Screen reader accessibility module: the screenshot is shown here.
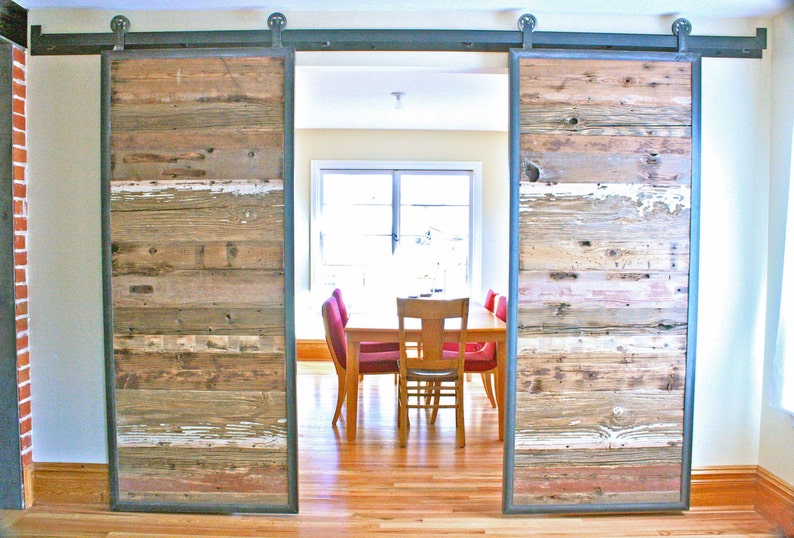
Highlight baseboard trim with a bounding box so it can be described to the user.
[690,465,758,509]
[756,466,794,537]
[297,339,331,361]
[32,463,110,506]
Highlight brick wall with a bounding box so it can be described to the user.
[11,43,31,505]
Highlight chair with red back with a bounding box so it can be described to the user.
[332,288,400,353]
[464,294,506,408]
[322,295,400,425]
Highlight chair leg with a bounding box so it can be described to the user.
[430,382,441,424]
[456,379,465,448]
[399,379,408,447]
[332,371,346,426]
[482,372,497,408]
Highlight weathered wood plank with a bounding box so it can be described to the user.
[515,446,683,467]
[518,183,691,243]
[113,307,285,336]
[519,240,689,272]
[117,446,288,498]
[515,353,684,394]
[111,101,284,133]
[110,56,285,104]
[518,58,692,106]
[111,147,283,182]
[513,391,684,451]
[513,462,682,505]
[520,133,691,185]
[111,130,284,153]
[110,181,284,243]
[515,333,688,356]
[111,270,284,308]
[112,240,284,275]
[518,270,689,309]
[113,334,285,354]
[519,104,691,137]
[114,351,286,391]
[115,389,287,450]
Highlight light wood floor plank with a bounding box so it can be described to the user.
[1,362,784,537]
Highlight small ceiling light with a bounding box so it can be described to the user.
[391,91,405,110]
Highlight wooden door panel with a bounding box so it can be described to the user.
[507,51,697,513]
[102,48,296,513]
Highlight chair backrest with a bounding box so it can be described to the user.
[322,295,347,369]
[494,295,507,322]
[331,288,349,326]
[397,297,469,376]
[483,289,497,312]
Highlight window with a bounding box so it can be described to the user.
[312,161,482,310]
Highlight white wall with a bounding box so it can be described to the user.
[26,8,776,475]
[760,6,794,487]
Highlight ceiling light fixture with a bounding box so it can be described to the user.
[391,91,405,110]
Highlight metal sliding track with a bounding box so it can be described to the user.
[30,12,766,57]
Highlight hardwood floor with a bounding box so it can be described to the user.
[1,361,785,537]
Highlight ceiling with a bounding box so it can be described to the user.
[15,0,794,18]
[20,1,788,131]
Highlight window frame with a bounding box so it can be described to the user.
[310,160,483,306]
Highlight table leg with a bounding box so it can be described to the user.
[346,340,360,441]
[497,340,505,441]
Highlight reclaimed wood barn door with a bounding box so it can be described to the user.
[506,50,699,513]
[101,48,296,513]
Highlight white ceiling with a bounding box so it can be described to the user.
[15,0,794,18]
[21,1,788,131]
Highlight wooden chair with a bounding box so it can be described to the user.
[397,297,469,448]
[322,295,400,426]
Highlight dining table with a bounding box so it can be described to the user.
[344,301,507,442]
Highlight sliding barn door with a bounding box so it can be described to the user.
[101,48,296,513]
[505,50,699,513]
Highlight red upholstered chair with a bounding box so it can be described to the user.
[464,294,506,408]
[332,288,400,353]
[322,295,400,426]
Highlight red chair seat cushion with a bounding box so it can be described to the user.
[359,350,400,374]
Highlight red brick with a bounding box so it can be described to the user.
[15,303,28,320]
[18,400,30,418]
[13,79,25,98]
[16,333,28,350]
[17,368,30,388]
[12,113,25,132]
[16,329,28,346]
[14,250,27,266]
[13,129,25,147]
[13,165,25,182]
[19,417,32,437]
[15,282,27,299]
[12,65,23,80]
[14,217,27,232]
[13,234,25,250]
[13,46,25,65]
[12,146,26,164]
[15,317,27,334]
[19,433,31,452]
[12,97,24,116]
[21,451,32,469]
[14,267,26,284]
[17,350,29,368]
